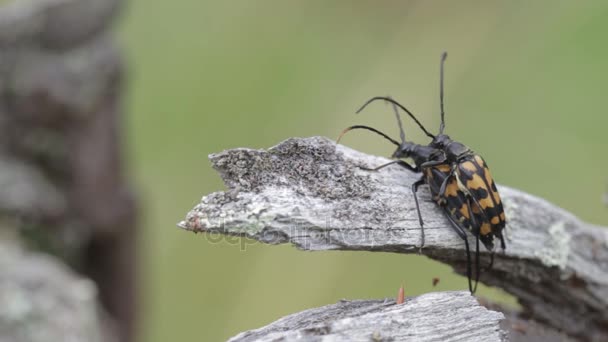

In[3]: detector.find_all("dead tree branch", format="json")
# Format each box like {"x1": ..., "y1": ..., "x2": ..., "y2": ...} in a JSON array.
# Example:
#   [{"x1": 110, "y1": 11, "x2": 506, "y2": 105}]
[
  {"x1": 179, "y1": 136, "x2": 608, "y2": 341},
  {"x1": 229, "y1": 291, "x2": 506, "y2": 342}
]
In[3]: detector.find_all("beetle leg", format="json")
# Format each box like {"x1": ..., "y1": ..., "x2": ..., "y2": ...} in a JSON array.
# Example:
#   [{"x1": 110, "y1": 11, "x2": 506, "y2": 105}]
[
  {"x1": 436, "y1": 166, "x2": 457, "y2": 202},
  {"x1": 467, "y1": 202, "x2": 481, "y2": 294},
  {"x1": 442, "y1": 208, "x2": 474, "y2": 294},
  {"x1": 474, "y1": 230, "x2": 480, "y2": 294},
  {"x1": 396, "y1": 160, "x2": 420, "y2": 173},
  {"x1": 411, "y1": 177, "x2": 426, "y2": 252},
  {"x1": 420, "y1": 159, "x2": 447, "y2": 168},
  {"x1": 360, "y1": 160, "x2": 419, "y2": 173}
]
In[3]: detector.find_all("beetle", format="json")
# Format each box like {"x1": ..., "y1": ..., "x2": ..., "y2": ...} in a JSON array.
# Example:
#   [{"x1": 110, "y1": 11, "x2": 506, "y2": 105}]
[
  {"x1": 337, "y1": 101, "x2": 481, "y2": 293},
  {"x1": 357, "y1": 52, "x2": 507, "y2": 254},
  {"x1": 337, "y1": 52, "x2": 506, "y2": 293}
]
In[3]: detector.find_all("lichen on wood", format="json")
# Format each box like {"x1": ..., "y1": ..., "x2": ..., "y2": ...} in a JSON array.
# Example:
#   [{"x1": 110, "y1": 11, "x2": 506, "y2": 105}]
[
  {"x1": 180, "y1": 136, "x2": 608, "y2": 341},
  {"x1": 229, "y1": 292, "x2": 507, "y2": 342}
]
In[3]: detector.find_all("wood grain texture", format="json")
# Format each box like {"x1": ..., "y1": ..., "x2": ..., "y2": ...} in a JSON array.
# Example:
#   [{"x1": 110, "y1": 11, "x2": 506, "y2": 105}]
[
  {"x1": 229, "y1": 292, "x2": 506, "y2": 342},
  {"x1": 179, "y1": 136, "x2": 608, "y2": 341}
]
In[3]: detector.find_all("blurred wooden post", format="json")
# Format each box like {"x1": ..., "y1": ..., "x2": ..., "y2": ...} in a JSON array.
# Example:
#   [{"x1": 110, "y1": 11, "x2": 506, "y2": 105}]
[
  {"x1": 0, "y1": 0, "x2": 136, "y2": 341},
  {"x1": 180, "y1": 136, "x2": 608, "y2": 342}
]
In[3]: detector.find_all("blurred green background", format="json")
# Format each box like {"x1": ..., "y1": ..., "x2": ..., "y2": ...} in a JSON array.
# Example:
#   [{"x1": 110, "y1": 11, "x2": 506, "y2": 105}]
[{"x1": 120, "y1": 1, "x2": 608, "y2": 341}]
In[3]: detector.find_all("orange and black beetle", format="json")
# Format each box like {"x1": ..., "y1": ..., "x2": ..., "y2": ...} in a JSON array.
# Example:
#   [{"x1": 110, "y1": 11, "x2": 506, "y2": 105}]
[
  {"x1": 358, "y1": 52, "x2": 506, "y2": 253},
  {"x1": 339, "y1": 53, "x2": 506, "y2": 293}
]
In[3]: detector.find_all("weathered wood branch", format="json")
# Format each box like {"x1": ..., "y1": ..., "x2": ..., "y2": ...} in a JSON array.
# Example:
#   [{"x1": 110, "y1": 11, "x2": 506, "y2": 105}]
[
  {"x1": 229, "y1": 291, "x2": 506, "y2": 342},
  {"x1": 179, "y1": 136, "x2": 608, "y2": 341}
]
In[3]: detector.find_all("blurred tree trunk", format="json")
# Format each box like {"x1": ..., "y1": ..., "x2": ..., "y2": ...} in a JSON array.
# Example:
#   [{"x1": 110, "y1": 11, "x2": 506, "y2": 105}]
[{"x1": 0, "y1": 0, "x2": 136, "y2": 341}]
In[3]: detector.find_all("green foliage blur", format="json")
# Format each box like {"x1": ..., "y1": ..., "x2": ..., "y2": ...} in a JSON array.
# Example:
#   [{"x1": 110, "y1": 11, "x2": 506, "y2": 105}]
[{"x1": 120, "y1": 1, "x2": 608, "y2": 341}]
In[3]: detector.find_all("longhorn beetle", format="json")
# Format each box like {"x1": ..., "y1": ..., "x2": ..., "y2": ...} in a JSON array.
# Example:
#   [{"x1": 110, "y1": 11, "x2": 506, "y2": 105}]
[
  {"x1": 358, "y1": 52, "x2": 507, "y2": 254},
  {"x1": 337, "y1": 52, "x2": 506, "y2": 293},
  {"x1": 337, "y1": 101, "x2": 481, "y2": 293}
]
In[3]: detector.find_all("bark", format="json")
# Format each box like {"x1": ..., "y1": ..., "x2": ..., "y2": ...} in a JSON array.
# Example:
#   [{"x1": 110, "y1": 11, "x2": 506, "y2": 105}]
[
  {"x1": 229, "y1": 292, "x2": 506, "y2": 342},
  {"x1": 180, "y1": 136, "x2": 608, "y2": 342}
]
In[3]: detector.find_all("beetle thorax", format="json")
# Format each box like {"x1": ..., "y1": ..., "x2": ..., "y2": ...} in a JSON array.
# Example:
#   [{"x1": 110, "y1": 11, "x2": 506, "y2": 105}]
[
  {"x1": 392, "y1": 143, "x2": 436, "y2": 167},
  {"x1": 432, "y1": 134, "x2": 471, "y2": 160}
]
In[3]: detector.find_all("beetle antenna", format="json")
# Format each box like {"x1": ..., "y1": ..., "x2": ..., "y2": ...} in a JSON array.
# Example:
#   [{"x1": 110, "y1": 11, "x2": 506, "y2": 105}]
[
  {"x1": 439, "y1": 51, "x2": 447, "y2": 134},
  {"x1": 336, "y1": 125, "x2": 400, "y2": 147},
  {"x1": 356, "y1": 96, "x2": 435, "y2": 139},
  {"x1": 387, "y1": 95, "x2": 406, "y2": 143}
]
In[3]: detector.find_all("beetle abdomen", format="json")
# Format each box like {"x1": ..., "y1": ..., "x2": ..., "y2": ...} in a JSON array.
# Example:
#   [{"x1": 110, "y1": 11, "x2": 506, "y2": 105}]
[{"x1": 456, "y1": 155, "x2": 506, "y2": 245}]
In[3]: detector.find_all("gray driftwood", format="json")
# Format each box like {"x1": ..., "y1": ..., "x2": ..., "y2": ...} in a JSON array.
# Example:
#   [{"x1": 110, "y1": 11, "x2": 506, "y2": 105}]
[
  {"x1": 179, "y1": 136, "x2": 608, "y2": 342},
  {"x1": 229, "y1": 291, "x2": 506, "y2": 342}
]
